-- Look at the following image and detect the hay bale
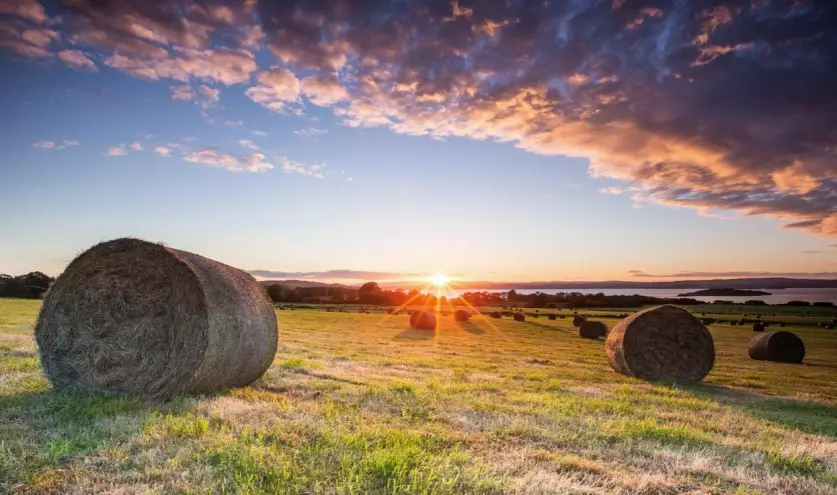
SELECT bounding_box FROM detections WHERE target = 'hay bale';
[513,312,525,322]
[748,331,805,364]
[700,318,716,325]
[548,314,557,320]
[410,310,436,330]
[454,310,471,322]
[762,322,770,328]
[490,311,502,319]
[572,315,586,327]
[778,322,786,328]
[605,305,715,383]
[753,323,764,332]
[35,238,277,399]
[579,321,607,339]
[826,323,835,330]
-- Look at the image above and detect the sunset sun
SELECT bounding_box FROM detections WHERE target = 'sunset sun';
[431,273,449,287]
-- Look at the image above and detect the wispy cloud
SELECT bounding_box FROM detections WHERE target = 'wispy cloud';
[129,142,143,151]
[57,50,97,70]
[182,147,273,173]
[237,139,259,150]
[294,127,328,138]
[224,120,243,126]
[33,139,79,150]
[153,145,172,157]
[251,130,267,136]
[106,144,127,156]
[277,155,324,179]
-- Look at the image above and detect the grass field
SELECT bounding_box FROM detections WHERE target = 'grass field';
[2,298,837,494]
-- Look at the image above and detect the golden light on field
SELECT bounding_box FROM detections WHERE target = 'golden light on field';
[431,273,450,287]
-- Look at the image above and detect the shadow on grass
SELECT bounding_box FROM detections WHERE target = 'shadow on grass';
[394,329,435,340]
[683,383,837,438]
[0,389,198,491]
[521,320,576,334]
[457,322,485,334]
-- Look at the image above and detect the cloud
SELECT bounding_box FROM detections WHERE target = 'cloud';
[153,145,172,156]
[300,74,349,106]
[129,142,143,151]
[170,84,196,100]
[630,270,837,279]
[12,0,837,238]
[224,120,243,126]
[106,144,127,156]
[276,155,324,179]
[249,1,837,238]
[32,139,78,150]
[57,49,97,70]
[251,130,267,136]
[245,66,300,112]
[247,269,415,281]
[0,0,48,25]
[294,127,328,138]
[182,147,273,173]
[237,139,259,150]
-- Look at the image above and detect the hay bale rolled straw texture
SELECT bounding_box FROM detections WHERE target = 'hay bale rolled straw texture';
[579,321,608,339]
[35,238,278,399]
[453,310,471,322]
[605,305,715,383]
[410,310,436,330]
[572,315,586,327]
[748,331,805,364]
[513,312,526,322]
[753,323,764,332]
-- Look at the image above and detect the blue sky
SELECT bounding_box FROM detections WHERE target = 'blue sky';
[1,0,836,283]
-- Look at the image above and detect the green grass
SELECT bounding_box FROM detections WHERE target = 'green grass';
[2,298,837,493]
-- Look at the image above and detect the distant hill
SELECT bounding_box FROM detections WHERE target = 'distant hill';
[257,279,353,289]
[380,277,837,291]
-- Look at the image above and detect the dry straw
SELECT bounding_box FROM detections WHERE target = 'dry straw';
[35,238,278,400]
[579,320,607,339]
[453,310,471,322]
[605,305,715,383]
[748,331,805,364]
[410,310,436,330]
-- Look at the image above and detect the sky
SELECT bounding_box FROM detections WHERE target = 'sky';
[1,0,836,284]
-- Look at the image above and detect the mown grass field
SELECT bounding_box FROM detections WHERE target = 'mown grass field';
[2,298,837,494]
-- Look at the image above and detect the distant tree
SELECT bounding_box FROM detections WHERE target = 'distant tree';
[812,301,835,307]
[744,300,768,305]
[785,300,811,306]
[266,284,287,303]
[358,281,381,304]
[507,289,518,302]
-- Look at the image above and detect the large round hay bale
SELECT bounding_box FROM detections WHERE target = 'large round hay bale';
[490,311,502,319]
[572,315,586,327]
[605,305,715,383]
[579,320,607,339]
[35,238,278,399]
[513,312,525,322]
[547,314,557,320]
[753,323,764,332]
[454,310,471,322]
[410,310,436,330]
[748,331,805,364]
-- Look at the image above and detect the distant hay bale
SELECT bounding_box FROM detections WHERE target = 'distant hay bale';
[387,308,394,314]
[700,318,716,325]
[572,315,586,327]
[490,312,502,319]
[410,310,436,330]
[548,314,557,320]
[826,323,835,330]
[605,305,715,383]
[513,312,525,322]
[779,322,786,328]
[35,238,278,400]
[454,310,471,322]
[752,323,764,332]
[579,321,607,339]
[763,322,771,328]
[748,331,805,364]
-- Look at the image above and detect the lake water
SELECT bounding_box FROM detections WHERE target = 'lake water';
[456,288,837,305]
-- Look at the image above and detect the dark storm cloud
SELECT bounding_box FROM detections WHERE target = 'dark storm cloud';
[3,0,836,234]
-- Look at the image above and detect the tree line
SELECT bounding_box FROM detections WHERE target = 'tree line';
[0,272,53,299]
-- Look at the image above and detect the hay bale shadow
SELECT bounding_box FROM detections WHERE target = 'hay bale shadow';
[683,384,837,438]
[458,322,485,334]
[394,329,435,340]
